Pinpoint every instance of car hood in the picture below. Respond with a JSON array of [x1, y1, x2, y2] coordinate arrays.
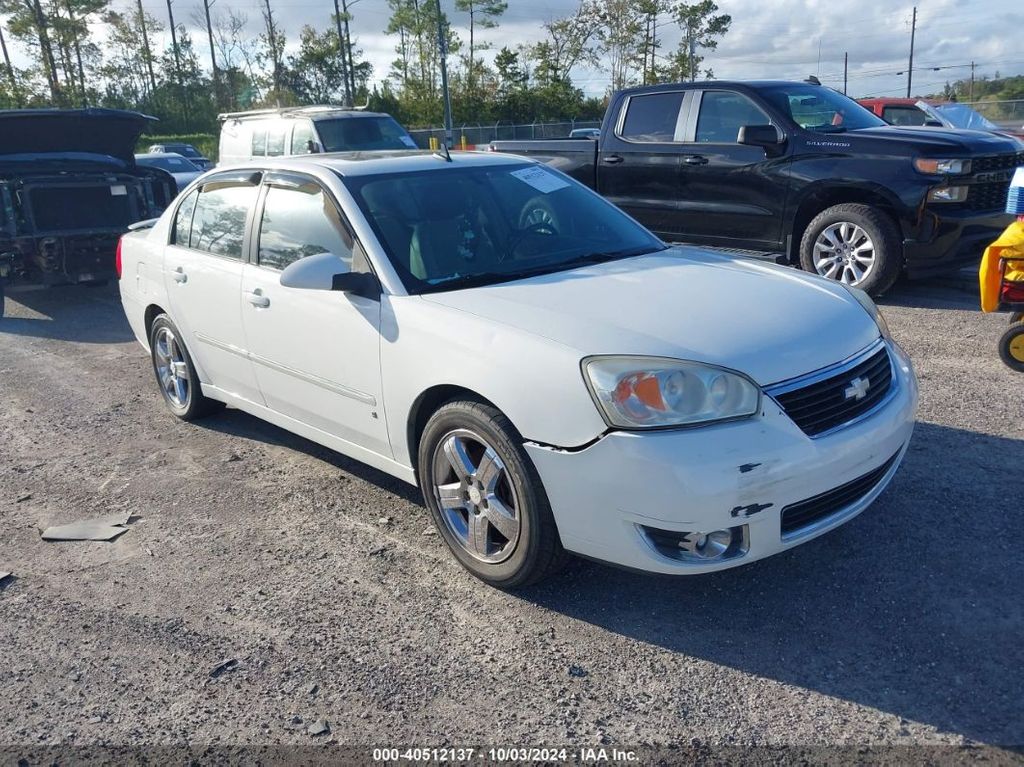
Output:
[[0, 108, 156, 164], [850, 125, 1021, 153], [422, 248, 881, 386]]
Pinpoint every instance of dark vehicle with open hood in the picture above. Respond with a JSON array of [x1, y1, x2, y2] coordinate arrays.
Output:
[[489, 80, 1022, 295], [0, 108, 177, 317]]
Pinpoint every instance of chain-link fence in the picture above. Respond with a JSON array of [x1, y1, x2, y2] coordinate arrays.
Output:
[[407, 120, 602, 149], [965, 99, 1024, 128]]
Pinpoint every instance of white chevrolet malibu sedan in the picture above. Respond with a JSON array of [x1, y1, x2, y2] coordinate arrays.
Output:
[[118, 151, 918, 587]]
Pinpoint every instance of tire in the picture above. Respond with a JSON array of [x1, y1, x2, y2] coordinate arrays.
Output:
[[149, 314, 223, 420], [998, 321, 1024, 373], [799, 203, 902, 296], [417, 399, 570, 588]]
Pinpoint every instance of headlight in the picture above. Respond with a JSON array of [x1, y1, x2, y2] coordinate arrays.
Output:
[[927, 186, 968, 203], [582, 356, 761, 429], [914, 157, 970, 175], [845, 284, 891, 338]]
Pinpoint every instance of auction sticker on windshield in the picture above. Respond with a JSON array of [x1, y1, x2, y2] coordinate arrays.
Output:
[[510, 166, 570, 194]]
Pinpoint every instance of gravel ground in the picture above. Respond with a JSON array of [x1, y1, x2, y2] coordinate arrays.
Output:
[[0, 278, 1021, 755]]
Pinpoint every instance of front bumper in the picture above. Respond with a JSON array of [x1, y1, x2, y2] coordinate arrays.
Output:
[[903, 207, 1013, 279], [526, 340, 919, 575]]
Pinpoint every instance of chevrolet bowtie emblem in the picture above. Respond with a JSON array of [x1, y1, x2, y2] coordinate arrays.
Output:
[[844, 376, 870, 401]]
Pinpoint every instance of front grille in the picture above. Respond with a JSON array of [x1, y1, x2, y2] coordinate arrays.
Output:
[[770, 344, 894, 437], [972, 151, 1024, 173], [781, 450, 901, 536], [966, 180, 1012, 211]]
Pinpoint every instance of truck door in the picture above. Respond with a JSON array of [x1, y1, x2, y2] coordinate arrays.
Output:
[[674, 89, 788, 249], [597, 90, 690, 237]]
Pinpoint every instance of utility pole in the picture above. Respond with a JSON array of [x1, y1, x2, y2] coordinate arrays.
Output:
[[906, 5, 916, 98], [969, 60, 975, 102], [332, 0, 351, 106], [843, 51, 848, 95], [136, 0, 157, 94], [202, 0, 219, 108], [435, 0, 453, 147], [165, 0, 190, 129], [0, 21, 17, 99]]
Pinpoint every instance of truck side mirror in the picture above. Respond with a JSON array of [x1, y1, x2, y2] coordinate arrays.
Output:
[[737, 124, 783, 148]]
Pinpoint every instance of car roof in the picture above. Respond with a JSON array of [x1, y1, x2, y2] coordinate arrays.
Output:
[[220, 107, 394, 123], [615, 79, 828, 96], [217, 150, 535, 178], [136, 152, 187, 159]]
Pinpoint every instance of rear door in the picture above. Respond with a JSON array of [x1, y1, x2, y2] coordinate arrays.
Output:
[[674, 89, 788, 248], [239, 172, 390, 457], [596, 90, 690, 235], [162, 172, 264, 403]]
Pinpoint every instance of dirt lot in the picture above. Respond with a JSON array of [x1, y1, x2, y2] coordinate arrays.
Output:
[[0, 277, 1021, 756]]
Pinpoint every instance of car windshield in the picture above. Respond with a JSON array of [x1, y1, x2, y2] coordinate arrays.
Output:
[[922, 102, 999, 131], [762, 85, 888, 133], [316, 117, 417, 152], [140, 155, 198, 171], [346, 163, 666, 293]]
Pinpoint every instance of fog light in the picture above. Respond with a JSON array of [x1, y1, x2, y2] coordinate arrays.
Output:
[[926, 185, 967, 203], [641, 524, 749, 563]]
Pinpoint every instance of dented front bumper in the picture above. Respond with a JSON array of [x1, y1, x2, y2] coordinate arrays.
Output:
[[526, 342, 919, 575]]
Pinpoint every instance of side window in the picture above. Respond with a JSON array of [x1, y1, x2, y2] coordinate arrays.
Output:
[[172, 188, 198, 245], [266, 128, 286, 157], [258, 182, 353, 272], [695, 91, 771, 143], [883, 106, 927, 126], [189, 181, 259, 259], [291, 121, 315, 155], [619, 92, 685, 142], [251, 129, 267, 157]]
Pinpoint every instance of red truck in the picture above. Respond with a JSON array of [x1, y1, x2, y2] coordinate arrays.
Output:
[[859, 97, 1024, 141]]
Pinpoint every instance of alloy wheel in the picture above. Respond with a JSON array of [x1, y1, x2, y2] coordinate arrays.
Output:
[[153, 326, 191, 408], [812, 221, 876, 286]]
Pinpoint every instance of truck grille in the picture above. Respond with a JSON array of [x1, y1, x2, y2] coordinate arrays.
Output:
[[972, 151, 1024, 173], [966, 180, 1013, 211], [780, 450, 900, 536], [768, 343, 894, 437]]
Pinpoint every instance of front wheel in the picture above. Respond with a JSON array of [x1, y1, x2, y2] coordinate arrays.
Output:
[[417, 399, 569, 588], [149, 315, 223, 420], [998, 321, 1024, 372], [799, 203, 902, 296]]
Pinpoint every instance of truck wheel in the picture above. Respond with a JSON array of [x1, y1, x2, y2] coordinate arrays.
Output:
[[149, 315, 224, 420], [418, 398, 570, 589], [799, 203, 901, 296], [998, 321, 1024, 372]]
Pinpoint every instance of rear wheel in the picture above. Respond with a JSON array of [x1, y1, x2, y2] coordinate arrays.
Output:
[[417, 399, 569, 588], [799, 203, 902, 296], [998, 321, 1024, 372], [149, 315, 223, 420]]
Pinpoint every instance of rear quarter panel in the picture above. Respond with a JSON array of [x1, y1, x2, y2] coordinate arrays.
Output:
[[119, 221, 171, 350]]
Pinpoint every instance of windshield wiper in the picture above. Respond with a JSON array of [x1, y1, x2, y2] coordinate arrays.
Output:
[[565, 244, 667, 266]]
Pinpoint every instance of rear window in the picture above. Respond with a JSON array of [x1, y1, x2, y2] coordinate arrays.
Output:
[[619, 92, 685, 142], [315, 116, 417, 152]]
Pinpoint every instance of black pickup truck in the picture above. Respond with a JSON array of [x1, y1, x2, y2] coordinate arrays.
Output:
[[0, 108, 177, 317], [490, 80, 1022, 294]]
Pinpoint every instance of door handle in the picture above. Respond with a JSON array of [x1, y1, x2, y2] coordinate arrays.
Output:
[[602, 155, 624, 164], [683, 155, 708, 165], [171, 267, 188, 284], [246, 289, 270, 308]]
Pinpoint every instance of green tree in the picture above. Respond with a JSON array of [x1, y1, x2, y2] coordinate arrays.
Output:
[[527, 1, 600, 86], [285, 25, 344, 104], [454, 0, 505, 93], [664, 0, 730, 82], [594, 0, 647, 91]]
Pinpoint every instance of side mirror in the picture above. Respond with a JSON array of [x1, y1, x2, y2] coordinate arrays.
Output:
[[279, 252, 380, 298], [737, 124, 784, 148], [306, 139, 321, 154]]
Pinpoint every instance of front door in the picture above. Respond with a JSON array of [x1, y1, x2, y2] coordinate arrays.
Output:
[[240, 173, 390, 457], [597, 90, 689, 236], [674, 89, 789, 249], [162, 174, 264, 404]]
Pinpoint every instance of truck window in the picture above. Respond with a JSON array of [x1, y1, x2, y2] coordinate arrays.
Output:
[[189, 182, 259, 259], [251, 129, 267, 156], [258, 182, 353, 271], [266, 128, 286, 157], [291, 121, 315, 155], [882, 106, 927, 126], [619, 92, 685, 142], [695, 91, 770, 143]]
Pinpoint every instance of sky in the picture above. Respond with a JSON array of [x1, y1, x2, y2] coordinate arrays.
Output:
[[13, 0, 1024, 106]]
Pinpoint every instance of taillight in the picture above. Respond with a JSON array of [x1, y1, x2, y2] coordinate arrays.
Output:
[[115, 236, 123, 279]]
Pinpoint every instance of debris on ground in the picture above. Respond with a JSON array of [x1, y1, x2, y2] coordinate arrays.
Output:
[[40, 511, 134, 542], [16, 493, 32, 503], [208, 658, 239, 679], [307, 720, 330, 737], [0, 571, 12, 586], [421, 527, 437, 536]]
